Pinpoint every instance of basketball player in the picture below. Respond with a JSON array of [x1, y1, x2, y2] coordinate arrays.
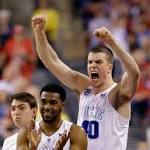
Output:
[[32, 16, 140, 150], [2, 92, 38, 150], [2, 92, 74, 150], [17, 121, 70, 150], [17, 83, 87, 150]]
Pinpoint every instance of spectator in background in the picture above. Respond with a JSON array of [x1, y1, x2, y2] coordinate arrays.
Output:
[[0, 9, 12, 78], [34, 0, 60, 46], [33, 0, 60, 69], [131, 49, 150, 126], [1, 117, 16, 140], [0, 9, 12, 49], [3, 24, 36, 80], [110, 14, 129, 51], [86, 0, 110, 48]]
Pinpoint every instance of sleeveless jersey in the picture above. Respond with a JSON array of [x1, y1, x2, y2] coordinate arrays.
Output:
[[77, 84, 130, 150], [37, 120, 73, 150]]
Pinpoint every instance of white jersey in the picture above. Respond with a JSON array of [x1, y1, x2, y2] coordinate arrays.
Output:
[[37, 120, 72, 150], [2, 120, 72, 150], [77, 84, 130, 150], [2, 122, 39, 150], [2, 133, 18, 150]]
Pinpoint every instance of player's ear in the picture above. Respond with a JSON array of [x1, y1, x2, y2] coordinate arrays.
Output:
[[108, 63, 113, 73], [32, 107, 37, 119], [62, 102, 65, 107]]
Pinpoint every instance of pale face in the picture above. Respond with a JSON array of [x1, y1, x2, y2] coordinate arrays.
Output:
[[87, 52, 112, 88], [11, 99, 36, 128]]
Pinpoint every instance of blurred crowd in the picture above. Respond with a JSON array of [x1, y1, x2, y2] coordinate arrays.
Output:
[[0, 0, 149, 149]]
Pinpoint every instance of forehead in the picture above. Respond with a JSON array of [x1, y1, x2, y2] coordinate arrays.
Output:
[[40, 91, 61, 100], [11, 99, 30, 107], [88, 52, 107, 60]]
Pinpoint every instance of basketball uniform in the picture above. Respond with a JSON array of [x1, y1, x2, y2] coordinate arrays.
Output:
[[37, 120, 72, 150], [2, 133, 18, 150], [2, 122, 40, 150], [2, 120, 72, 150], [77, 84, 130, 150]]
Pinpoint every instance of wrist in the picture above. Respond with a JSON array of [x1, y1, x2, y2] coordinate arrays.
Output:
[[109, 38, 116, 47], [29, 143, 38, 150], [30, 146, 37, 150]]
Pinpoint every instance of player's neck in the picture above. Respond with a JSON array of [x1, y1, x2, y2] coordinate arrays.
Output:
[[40, 119, 63, 136], [93, 79, 115, 95]]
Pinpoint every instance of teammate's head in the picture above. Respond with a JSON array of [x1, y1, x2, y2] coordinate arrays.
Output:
[[87, 44, 113, 87], [39, 83, 66, 123], [10, 92, 37, 128], [89, 44, 113, 64]]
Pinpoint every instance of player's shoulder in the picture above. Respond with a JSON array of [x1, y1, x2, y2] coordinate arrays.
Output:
[[60, 120, 73, 131], [4, 132, 18, 143], [70, 124, 85, 134], [2, 133, 18, 149], [63, 120, 73, 125], [69, 124, 87, 142]]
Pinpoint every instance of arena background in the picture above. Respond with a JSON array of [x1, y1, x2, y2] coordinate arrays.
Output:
[[0, 0, 149, 149]]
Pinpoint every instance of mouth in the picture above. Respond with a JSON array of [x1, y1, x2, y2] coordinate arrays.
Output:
[[15, 118, 21, 121], [43, 111, 53, 117], [91, 72, 99, 80]]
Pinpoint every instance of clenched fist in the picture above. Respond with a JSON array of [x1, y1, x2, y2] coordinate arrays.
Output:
[[93, 27, 114, 44], [32, 16, 46, 32]]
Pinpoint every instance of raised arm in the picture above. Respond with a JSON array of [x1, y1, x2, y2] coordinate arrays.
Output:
[[94, 27, 140, 115], [70, 125, 87, 150], [32, 16, 90, 93]]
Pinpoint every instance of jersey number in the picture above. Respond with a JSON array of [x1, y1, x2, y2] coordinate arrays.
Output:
[[82, 120, 99, 139]]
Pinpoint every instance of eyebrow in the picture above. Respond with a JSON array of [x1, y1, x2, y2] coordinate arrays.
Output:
[[11, 104, 26, 107], [88, 59, 103, 62], [40, 98, 59, 101]]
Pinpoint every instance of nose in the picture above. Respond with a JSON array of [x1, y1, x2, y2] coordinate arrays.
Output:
[[44, 103, 51, 110], [90, 62, 97, 68]]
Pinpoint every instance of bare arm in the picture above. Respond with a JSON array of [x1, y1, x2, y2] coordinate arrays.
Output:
[[94, 27, 140, 116], [32, 16, 90, 93], [70, 125, 87, 150], [95, 27, 140, 101], [110, 39, 140, 100]]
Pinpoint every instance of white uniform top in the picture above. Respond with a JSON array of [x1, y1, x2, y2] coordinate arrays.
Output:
[[2, 120, 72, 150], [77, 84, 130, 150], [37, 120, 72, 150], [2, 122, 40, 150], [2, 133, 18, 150]]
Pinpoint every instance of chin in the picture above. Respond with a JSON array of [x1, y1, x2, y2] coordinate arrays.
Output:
[[14, 123, 22, 128], [44, 119, 55, 123], [43, 116, 57, 123]]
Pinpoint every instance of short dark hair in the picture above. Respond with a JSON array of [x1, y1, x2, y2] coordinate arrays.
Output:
[[40, 83, 66, 102], [10, 92, 37, 108], [89, 44, 113, 64]]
